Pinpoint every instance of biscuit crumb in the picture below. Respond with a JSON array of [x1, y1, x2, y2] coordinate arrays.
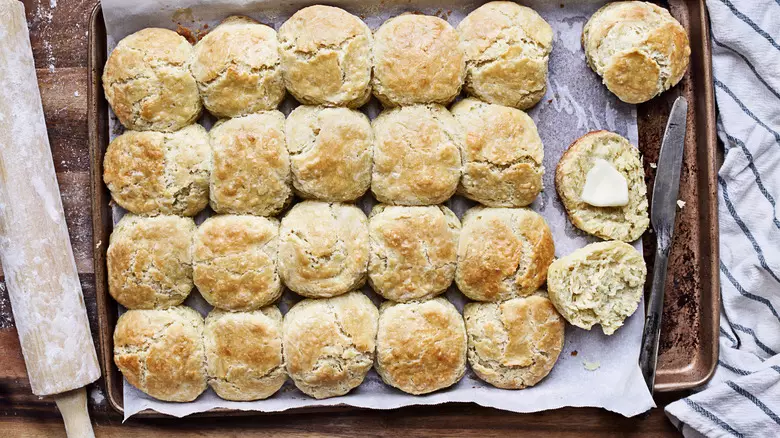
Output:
[[649, 162, 657, 169], [95, 240, 102, 250], [583, 360, 600, 371], [677, 200, 686, 209]]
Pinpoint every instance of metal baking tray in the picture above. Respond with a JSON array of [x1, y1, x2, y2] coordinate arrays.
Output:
[[88, 0, 719, 416]]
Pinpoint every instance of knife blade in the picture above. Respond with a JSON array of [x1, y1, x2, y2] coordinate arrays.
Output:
[[639, 96, 688, 392]]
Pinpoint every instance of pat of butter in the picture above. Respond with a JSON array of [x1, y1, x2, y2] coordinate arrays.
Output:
[[580, 158, 629, 207]]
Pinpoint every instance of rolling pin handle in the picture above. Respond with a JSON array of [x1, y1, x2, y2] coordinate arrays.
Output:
[[54, 387, 95, 438]]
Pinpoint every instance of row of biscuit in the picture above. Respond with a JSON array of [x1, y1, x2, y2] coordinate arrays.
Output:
[[110, 203, 646, 402], [102, 2, 689, 133], [102, 3, 553, 133], [104, 100, 543, 217], [107, 204, 540, 310], [114, 293, 565, 402]]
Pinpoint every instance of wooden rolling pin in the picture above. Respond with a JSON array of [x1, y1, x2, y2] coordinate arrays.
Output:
[[0, 1, 101, 436]]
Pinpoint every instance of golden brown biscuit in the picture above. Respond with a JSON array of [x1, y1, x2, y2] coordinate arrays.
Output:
[[451, 98, 544, 207], [209, 111, 292, 216], [193, 215, 281, 311], [547, 241, 646, 335], [114, 306, 207, 402], [204, 307, 286, 401], [464, 293, 564, 389], [107, 214, 195, 309], [582, 1, 690, 104], [282, 292, 378, 399], [278, 5, 372, 107], [555, 130, 649, 242], [191, 16, 285, 117], [457, 1, 553, 109], [455, 207, 554, 302], [368, 205, 460, 302], [285, 105, 372, 201], [103, 124, 210, 216], [372, 14, 465, 106], [103, 28, 202, 131], [278, 201, 369, 298], [375, 298, 467, 395], [371, 105, 463, 205]]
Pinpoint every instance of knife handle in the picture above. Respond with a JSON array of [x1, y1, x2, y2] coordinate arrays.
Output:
[[638, 239, 671, 392]]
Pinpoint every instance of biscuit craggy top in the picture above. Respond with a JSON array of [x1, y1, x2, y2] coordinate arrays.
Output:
[[279, 5, 373, 107], [103, 28, 202, 131], [372, 14, 466, 106], [582, 1, 690, 104], [457, 1, 553, 109], [191, 16, 285, 117]]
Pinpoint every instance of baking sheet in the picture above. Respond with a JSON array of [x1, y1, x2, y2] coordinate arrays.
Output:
[[100, 0, 656, 420]]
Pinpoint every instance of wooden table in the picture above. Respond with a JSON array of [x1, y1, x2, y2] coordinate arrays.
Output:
[[0, 0, 684, 435]]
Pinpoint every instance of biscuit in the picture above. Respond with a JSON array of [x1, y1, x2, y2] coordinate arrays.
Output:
[[582, 1, 690, 104], [456, 207, 554, 302], [555, 130, 649, 242], [204, 307, 286, 401], [209, 111, 292, 216], [278, 201, 369, 298], [547, 241, 646, 335], [451, 98, 544, 207], [371, 105, 463, 205], [282, 292, 378, 399], [107, 214, 195, 309], [372, 14, 465, 106], [368, 205, 460, 302], [285, 105, 372, 201], [278, 5, 372, 107], [191, 16, 285, 118], [102, 28, 202, 131], [457, 1, 553, 109], [464, 293, 564, 389], [375, 298, 467, 395], [193, 215, 281, 311], [114, 306, 207, 402], [103, 124, 210, 216]]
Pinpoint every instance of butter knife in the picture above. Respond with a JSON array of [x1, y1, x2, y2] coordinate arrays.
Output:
[[638, 96, 688, 392]]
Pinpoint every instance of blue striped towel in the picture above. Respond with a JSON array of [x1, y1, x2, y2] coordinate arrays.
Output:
[[664, 0, 780, 436]]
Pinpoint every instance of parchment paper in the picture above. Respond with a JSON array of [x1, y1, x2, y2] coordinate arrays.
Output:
[[101, 0, 656, 420]]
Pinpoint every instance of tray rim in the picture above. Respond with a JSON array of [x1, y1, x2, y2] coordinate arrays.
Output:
[[88, 0, 720, 417]]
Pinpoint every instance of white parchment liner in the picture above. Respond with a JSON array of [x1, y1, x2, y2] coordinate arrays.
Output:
[[100, 0, 656, 419]]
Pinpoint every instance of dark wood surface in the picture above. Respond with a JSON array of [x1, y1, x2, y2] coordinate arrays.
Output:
[[0, 0, 684, 435]]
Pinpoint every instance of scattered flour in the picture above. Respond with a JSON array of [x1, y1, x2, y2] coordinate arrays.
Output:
[[604, 100, 618, 132], [551, 79, 590, 131], [587, 104, 602, 131], [554, 18, 584, 53], [91, 387, 106, 405], [31, 175, 62, 224]]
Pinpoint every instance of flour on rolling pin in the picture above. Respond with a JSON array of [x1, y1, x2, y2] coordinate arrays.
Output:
[[0, 0, 100, 396]]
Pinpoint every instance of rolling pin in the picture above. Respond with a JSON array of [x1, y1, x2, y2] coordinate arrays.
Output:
[[0, 1, 101, 436]]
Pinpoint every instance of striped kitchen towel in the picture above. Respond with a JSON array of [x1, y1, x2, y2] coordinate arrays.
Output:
[[664, 0, 780, 437]]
